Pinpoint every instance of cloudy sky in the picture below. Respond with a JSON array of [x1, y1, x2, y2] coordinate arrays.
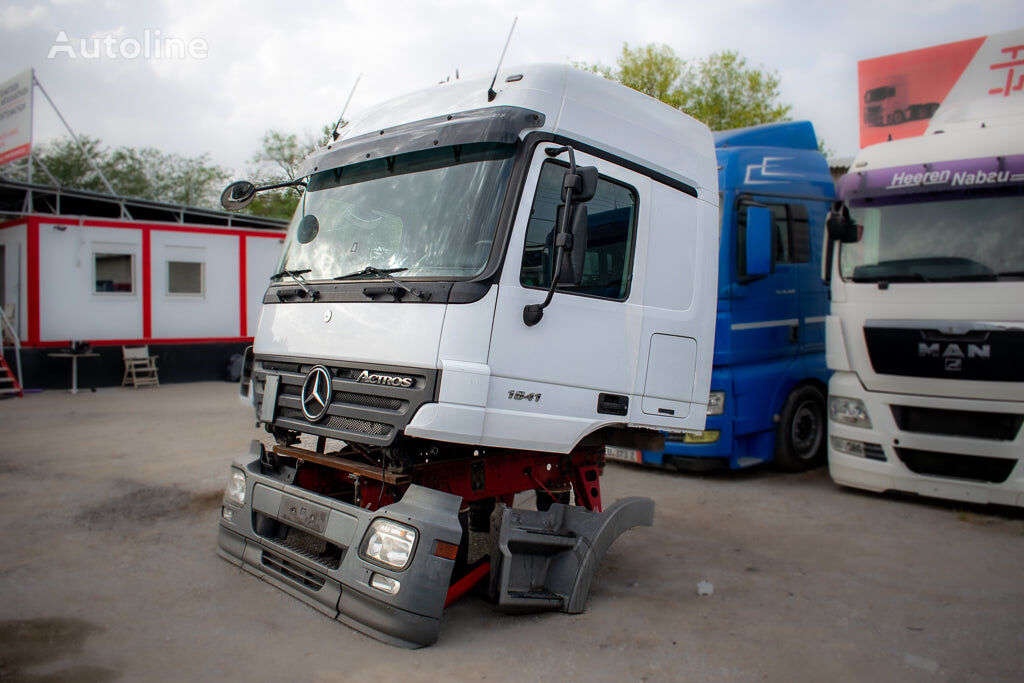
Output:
[[1, 0, 1021, 177]]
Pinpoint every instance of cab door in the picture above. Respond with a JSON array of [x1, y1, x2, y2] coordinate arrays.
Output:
[[484, 145, 650, 452]]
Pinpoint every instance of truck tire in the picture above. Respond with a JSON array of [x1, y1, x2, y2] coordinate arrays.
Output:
[[774, 385, 826, 471], [892, 110, 905, 124]]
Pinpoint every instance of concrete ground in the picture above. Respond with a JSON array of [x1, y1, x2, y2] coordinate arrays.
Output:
[[0, 383, 1021, 682]]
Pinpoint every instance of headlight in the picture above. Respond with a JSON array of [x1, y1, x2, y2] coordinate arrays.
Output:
[[706, 391, 726, 416], [360, 519, 417, 570], [225, 468, 246, 506], [829, 396, 872, 428]]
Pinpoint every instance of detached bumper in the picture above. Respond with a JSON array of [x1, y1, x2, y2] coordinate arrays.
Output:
[[217, 442, 462, 648]]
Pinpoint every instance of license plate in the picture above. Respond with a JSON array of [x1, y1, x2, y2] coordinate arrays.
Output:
[[605, 446, 642, 463], [278, 495, 329, 534]]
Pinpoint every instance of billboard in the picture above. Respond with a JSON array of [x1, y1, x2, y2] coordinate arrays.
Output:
[[0, 69, 33, 167], [858, 29, 1024, 148]]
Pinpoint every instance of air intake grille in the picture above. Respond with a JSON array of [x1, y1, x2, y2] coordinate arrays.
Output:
[[891, 406, 1023, 441], [896, 448, 1016, 484], [261, 549, 328, 590], [279, 408, 391, 437]]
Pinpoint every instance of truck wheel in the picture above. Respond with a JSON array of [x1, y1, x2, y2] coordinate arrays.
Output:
[[892, 110, 905, 124], [774, 385, 826, 471]]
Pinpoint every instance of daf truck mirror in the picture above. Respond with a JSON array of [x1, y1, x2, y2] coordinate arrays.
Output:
[[221, 181, 257, 211], [826, 202, 859, 243], [555, 204, 589, 285], [745, 206, 774, 277]]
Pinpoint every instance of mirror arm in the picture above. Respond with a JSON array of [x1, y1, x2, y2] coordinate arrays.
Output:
[[524, 147, 579, 327]]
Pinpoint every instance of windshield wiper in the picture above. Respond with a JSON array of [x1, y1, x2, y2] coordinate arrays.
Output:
[[333, 266, 429, 301], [270, 268, 318, 300]]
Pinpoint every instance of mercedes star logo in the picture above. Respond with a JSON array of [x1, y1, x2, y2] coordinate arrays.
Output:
[[300, 366, 332, 422]]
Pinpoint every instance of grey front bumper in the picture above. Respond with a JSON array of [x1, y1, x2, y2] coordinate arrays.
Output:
[[217, 442, 462, 648]]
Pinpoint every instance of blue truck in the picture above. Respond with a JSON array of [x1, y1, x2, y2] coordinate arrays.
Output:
[[607, 121, 836, 471]]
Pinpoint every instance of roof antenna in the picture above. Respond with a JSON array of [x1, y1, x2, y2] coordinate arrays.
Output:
[[487, 16, 517, 102], [331, 73, 362, 141]]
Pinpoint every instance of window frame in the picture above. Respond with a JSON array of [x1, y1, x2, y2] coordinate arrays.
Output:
[[166, 260, 205, 297], [93, 252, 136, 296], [518, 158, 641, 302]]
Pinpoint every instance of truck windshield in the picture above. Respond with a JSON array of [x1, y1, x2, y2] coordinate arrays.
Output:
[[840, 193, 1024, 282], [276, 142, 516, 280]]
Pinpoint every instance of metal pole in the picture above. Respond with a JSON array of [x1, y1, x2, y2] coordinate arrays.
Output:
[[23, 69, 35, 215], [32, 73, 130, 217]]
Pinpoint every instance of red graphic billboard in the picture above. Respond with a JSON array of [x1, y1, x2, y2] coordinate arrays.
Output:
[[858, 29, 1024, 148]]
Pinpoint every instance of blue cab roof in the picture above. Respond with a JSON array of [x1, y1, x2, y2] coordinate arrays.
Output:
[[713, 120, 819, 150]]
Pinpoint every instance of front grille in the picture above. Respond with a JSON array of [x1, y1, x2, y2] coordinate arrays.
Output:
[[891, 406, 1023, 441], [253, 355, 438, 447], [273, 526, 342, 570], [864, 326, 1024, 382], [261, 549, 328, 590], [896, 448, 1017, 484], [278, 408, 392, 438]]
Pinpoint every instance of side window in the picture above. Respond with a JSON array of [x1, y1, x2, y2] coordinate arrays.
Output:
[[520, 161, 638, 300], [736, 201, 811, 276], [94, 253, 134, 293], [168, 260, 204, 295]]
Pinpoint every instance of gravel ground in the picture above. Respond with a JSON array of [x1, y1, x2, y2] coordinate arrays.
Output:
[[1, 383, 1022, 682]]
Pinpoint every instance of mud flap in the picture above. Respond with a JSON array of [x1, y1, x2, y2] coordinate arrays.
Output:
[[496, 497, 655, 613]]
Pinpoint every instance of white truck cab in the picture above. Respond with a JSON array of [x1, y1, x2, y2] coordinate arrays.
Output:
[[218, 64, 724, 647], [825, 116, 1024, 506]]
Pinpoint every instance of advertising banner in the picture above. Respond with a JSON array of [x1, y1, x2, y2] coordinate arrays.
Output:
[[0, 69, 33, 167], [858, 28, 1024, 148]]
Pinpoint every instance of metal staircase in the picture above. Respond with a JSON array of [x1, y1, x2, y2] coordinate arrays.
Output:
[[0, 307, 23, 398]]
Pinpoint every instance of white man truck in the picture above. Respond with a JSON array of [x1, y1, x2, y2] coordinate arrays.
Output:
[[825, 115, 1024, 506], [217, 64, 732, 646]]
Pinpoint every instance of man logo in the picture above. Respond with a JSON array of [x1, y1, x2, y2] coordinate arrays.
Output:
[[918, 342, 990, 372], [301, 366, 332, 422], [356, 370, 413, 388]]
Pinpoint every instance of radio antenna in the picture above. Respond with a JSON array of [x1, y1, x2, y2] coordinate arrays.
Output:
[[331, 73, 362, 141], [487, 16, 517, 102]]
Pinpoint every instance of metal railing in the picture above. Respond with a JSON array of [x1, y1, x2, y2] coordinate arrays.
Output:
[[0, 306, 23, 390]]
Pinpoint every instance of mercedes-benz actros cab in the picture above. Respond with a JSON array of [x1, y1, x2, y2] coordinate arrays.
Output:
[[825, 115, 1024, 506], [216, 64, 728, 647]]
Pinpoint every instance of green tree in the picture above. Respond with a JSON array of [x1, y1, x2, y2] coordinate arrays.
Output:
[[31, 137, 230, 209], [681, 50, 791, 130], [576, 44, 791, 131], [245, 123, 334, 220]]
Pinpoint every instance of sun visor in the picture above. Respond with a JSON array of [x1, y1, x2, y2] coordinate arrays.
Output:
[[297, 106, 545, 178]]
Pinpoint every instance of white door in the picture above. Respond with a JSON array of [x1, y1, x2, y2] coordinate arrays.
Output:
[[483, 146, 652, 452]]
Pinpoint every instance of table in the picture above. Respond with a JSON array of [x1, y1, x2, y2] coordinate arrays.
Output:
[[47, 352, 100, 394]]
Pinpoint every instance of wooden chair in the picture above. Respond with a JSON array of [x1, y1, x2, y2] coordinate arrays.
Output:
[[122, 345, 159, 387]]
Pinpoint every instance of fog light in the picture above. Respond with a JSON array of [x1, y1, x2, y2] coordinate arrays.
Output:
[[684, 430, 721, 444], [829, 396, 872, 428], [225, 468, 246, 506], [370, 573, 401, 595], [360, 519, 417, 570], [221, 507, 234, 522], [831, 435, 865, 457], [706, 391, 726, 416]]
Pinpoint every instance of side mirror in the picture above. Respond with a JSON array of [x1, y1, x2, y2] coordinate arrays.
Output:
[[826, 202, 859, 243], [221, 181, 257, 211], [745, 206, 774, 277], [562, 166, 599, 203], [555, 204, 588, 285]]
